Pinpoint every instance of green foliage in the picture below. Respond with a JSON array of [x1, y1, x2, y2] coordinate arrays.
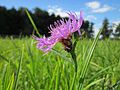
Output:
[[81, 21, 94, 38], [115, 23, 120, 34], [101, 18, 112, 39], [78, 28, 102, 90], [0, 37, 120, 90], [0, 6, 61, 37], [113, 23, 120, 38]]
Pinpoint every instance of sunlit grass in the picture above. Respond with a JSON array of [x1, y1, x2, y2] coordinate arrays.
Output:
[[0, 37, 120, 90]]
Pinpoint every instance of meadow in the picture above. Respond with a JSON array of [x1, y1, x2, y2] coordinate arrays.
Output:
[[0, 37, 120, 90]]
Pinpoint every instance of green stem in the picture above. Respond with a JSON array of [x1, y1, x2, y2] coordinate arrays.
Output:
[[78, 29, 102, 90], [70, 51, 77, 73], [70, 41, 78, 90], [70, 71, 77, 90]]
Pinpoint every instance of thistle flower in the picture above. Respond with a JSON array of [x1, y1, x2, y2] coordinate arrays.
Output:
[[33, 36, 57, 52], [34, 11, 83, 53]]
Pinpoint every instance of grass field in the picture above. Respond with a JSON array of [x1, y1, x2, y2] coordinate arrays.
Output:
[[0, 37, 120, 90]]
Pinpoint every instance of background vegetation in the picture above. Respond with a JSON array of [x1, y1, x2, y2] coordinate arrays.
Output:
[[0, 6, 120, 39]]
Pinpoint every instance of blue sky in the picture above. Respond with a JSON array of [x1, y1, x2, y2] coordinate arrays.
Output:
[[0, 0, 120, 34]]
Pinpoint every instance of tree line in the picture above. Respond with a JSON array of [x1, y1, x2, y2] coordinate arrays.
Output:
[[101, 18, 120, 39], [0, 6, 120, 39], [0, 6, 61, 37]]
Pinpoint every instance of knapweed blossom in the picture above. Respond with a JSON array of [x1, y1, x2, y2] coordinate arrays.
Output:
[[34, 11, 83, 53]]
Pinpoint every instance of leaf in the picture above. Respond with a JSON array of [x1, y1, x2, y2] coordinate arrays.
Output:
[[78, 29, 103, 90], [7, 73, 14, 90], [84, 78, 105, 90], [13, 44, 24, 90], [25, 8, 41, 37]]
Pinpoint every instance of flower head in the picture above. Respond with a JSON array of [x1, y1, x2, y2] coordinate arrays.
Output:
[[50, 12, 83, 40], [34, 11, 83, 53], [33, 36, 57, 52]]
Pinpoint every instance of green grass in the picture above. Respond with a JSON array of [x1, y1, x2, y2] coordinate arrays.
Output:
[[0, 37, 120, 90]]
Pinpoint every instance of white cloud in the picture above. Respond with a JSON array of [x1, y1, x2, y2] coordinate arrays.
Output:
[[92, 5, 112, 13], [109, 20, 120, 32], [86, 1, 100, 9], [112, 20, 120, 25], [48, 5, 68, 17], [48, 5, 82, 18], [85, 1, 112, 13], [85, 15, 97, 21]]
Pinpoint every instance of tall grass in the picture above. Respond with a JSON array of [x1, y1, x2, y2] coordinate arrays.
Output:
[[0, 37, 120, 90], [0, 10, 120, 90]]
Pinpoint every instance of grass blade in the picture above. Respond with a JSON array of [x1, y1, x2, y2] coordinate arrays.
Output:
[[0, 54, 9, 63], [2, 64, 7, 90], [49, 63, 59, 90], [84, 78, 105, 90], [26, 43, 35, 77], [78, 29, 103, 90], [25, 8, 41, 37], [88, 64, 116, 82], [55, 58, 61, 90], [13, 44, 24, 90], [52, 49, 72, 63], [27, 67, 39, 90], [7, 73, 14, 90]]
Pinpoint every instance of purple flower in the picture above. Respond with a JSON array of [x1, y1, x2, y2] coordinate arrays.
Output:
[[34, 11, 83, 53], [33, 36, 57, 52]]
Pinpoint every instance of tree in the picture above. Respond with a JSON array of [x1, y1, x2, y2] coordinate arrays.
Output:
[[0, 6, 7, 35], [81, 20, 89, 38], [34, 7, 57, 36], [0, 6, 62, 37], [80, 20, 94, 38], [18, 7, 33, 35], [101, 18, 112, 39], [113, 23, 120, 38], [89, 22, 94, 38]]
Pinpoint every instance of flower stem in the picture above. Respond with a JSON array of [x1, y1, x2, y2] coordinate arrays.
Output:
[[70, 40, 78, 90], [70, 51, 77, 72]]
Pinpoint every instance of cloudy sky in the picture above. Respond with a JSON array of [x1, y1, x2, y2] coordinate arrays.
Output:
[[0, 0, 120, 34]]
